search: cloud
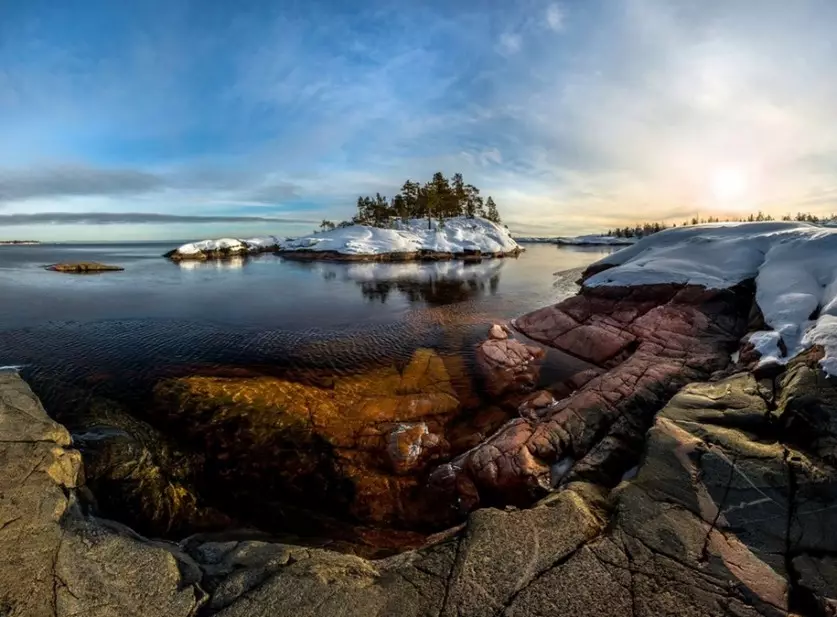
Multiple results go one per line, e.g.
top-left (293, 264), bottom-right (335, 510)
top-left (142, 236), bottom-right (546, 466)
top-left (0, 166), bottom-right (163, 202)
top-left (0, 212), bottom-right (319, 225)
top-left (3, 0), bottom-right (837, 239)
top-left (545, 4), bottom-right (564, 31)
top-left (497, 33), bottom-right (522, 56)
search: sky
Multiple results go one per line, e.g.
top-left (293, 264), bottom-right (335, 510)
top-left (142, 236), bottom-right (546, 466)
top-left (2, 0), bottom-right (837, 241)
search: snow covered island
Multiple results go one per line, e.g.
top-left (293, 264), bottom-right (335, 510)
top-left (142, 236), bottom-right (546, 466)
top-left (165, 217), bottom-right (521, 262)
top-left (515, 235), bottom-right (637, 246)
top-left (581, 221), bottom-right (837, 376)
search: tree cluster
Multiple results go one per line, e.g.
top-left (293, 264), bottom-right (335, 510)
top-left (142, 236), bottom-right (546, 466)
top-left (605, 211), bottom-right (836, 239)
top-left (347, 172), bottom-right (501, 229)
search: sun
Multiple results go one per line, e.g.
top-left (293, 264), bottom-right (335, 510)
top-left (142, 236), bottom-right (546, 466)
top-left (710, 167), bottom-right (749, 201)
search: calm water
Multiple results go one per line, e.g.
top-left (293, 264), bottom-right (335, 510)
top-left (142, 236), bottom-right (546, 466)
top-left (0, 242), bottom-right (615, 402)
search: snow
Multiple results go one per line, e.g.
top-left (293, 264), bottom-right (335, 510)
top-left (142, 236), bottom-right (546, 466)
top-left (584, 221), bottom-right (837, 376)
top-left (173, 236), bottom-right (282, 256)
top-left (170, 218), bottom-right (518, 260)
top-left (282, 217), bottom-right (519, 256)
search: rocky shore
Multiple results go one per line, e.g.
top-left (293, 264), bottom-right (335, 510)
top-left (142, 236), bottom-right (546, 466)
top-left (4, 222), bottom-right (837, 616)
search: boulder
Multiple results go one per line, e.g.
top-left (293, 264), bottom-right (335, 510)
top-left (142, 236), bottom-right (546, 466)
top-left (476, 337), bottom-right (545, 399)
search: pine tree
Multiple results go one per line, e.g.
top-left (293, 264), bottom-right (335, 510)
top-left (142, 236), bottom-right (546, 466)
top-left (485, 197), bottom-right (501, 223)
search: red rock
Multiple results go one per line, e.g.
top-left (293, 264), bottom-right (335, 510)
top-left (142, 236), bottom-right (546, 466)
top-left (426, 282), bottom-right (753, 521)
top-left (489, 324), bottom-right (508, 340)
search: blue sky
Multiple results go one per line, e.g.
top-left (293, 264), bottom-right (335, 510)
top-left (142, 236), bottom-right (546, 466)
top-left (2, 0), bottom-right (837, 240)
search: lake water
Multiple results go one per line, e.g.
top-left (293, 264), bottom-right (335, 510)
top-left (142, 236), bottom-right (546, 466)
top-left (0, 241), bottom-right (618, 547)
top-left (0, 242), bottom-right (614, 393)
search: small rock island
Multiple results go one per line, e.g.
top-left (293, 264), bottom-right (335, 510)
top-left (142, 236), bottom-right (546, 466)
top-left (45, 262), bottom-right (125, 273)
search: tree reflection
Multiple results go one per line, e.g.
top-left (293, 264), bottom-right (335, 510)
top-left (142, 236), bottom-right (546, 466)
top-left (358, 270), bottom-right (502, 306)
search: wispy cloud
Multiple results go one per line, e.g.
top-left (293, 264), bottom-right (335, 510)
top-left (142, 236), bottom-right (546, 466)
top-left (2, 0), bottom-right (837, 239)
top-left (545, 4), bottom-right (565, 31)
top-left (0, 212), bottom-right (318, 225)
top-left (497, 32), bottom-right (522, 56)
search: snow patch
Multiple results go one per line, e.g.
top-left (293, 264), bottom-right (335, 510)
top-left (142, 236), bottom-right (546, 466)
top-left (282, 217), bottom-right (519, 256)
top-left (584, 222), bottom-right (837, 376)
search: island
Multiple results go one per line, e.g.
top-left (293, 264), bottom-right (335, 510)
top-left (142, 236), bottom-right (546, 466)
top-left (45, 261), bottom-right (125, 273)
top-left (165, 172), bottom-right (521, 262)
top-left (516, 234), bottom-right (637, 246)
top-left (0, 240), bottom-right (40, 245)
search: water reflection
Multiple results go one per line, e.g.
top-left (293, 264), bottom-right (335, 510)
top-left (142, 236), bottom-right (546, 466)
top-left (175, 256), bottom-right (247, 270)
top-left (310, 260), bottom-right (506, 305)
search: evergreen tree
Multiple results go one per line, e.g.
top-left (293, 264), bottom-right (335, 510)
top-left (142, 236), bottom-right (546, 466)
top-left (463, 184), bottom-right (480, 218)
top-left (452, 173), bottom-right (466, 216)
top-left (485, 196), bottom-right (501, 223)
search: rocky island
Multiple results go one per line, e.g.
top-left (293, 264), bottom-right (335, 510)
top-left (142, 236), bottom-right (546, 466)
top-left (165, 217), bottom-right (521, 263)
top-left (0, 240), bottom-right (40, 245)
top-left (46, 261), bottom-right (125, 273)
top-left (4, 221), bottom-right (837, 616)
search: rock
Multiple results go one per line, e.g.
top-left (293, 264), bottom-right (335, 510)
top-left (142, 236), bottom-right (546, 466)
top-left (430, 282), bottom-right (754, 518)
top-left (149, 349), bottom-right (473, 530)
top-left (63, 394), bottom-right (231, 538)
top-left (0, 372), bottom-right (201, 617)
top-left (489, 324), bottom-right (508, 340)
top-left (476, 338), bottom-right (544, 398)
top-left (45, 262), bottom-right (124, 273)
top-left (3, 360), bottom-right (837, 616)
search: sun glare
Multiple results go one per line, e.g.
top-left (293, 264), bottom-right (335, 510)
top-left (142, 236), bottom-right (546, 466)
top-left (710, 167), bottom-right (749, 201)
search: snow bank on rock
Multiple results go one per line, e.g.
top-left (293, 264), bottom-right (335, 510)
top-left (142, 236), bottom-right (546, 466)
top-left (174, 236), bottom-right (281, 256)
top-left (584, 221), bottom-right (837, 375)
top-left (282, 217), bottom-right (519, 256)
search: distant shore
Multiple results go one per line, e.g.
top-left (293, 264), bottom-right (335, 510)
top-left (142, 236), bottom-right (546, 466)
top-left (0, 240), bottom-right (40, 246)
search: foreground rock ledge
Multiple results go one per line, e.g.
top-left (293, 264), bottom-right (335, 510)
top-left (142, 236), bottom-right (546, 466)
top-left (4, 344), bottom-right (837, 615)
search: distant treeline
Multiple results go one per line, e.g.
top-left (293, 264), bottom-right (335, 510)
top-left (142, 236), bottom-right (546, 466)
top-left (319, 172), bottom-right (502, 231)
top-left (606, 211), bottom-right (834, 239)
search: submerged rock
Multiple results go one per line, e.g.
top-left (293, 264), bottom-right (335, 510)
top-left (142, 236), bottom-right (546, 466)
top-left (150, 349), bottom-right (475, 530)
top-left (63, 394), bottom-right (230, 537)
